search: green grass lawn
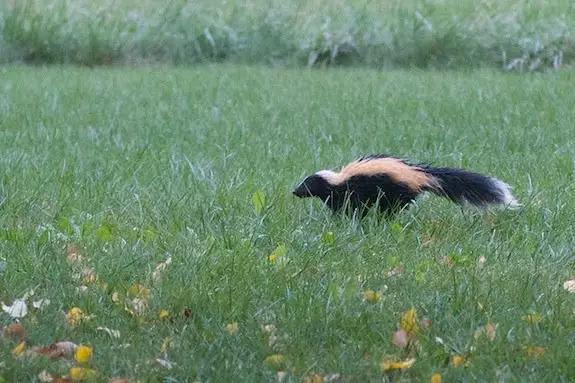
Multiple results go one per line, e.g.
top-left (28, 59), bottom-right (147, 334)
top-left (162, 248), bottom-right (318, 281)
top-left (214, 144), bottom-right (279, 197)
top-left (1, 65), bottom-right (575, 381)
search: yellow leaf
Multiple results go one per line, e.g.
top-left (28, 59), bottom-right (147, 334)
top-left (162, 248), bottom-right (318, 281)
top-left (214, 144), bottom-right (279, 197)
top-left (68, 367), bottom-right (97, 381)
top-left (522, 314), bottom-right (542, 324)
top-left (224, 322), bottom-right (239, 335)
top-left (400, 307), bottom-right (419, 336)
top-left (380, 357), bottom-right (416, 372)
top-left (524, 346), bottom-right (545, 358)
top-left (159, 310), bottom-right (169, 319)
top-left (126, 284), bottom-right (150, 298)
top-left (363, 290), bottom-right (381, 304)
top-left (12, 341), bottom-right (26, 357)
top-left (430, 373), bottom-right (442, 383)
top-left (302, 374), bottom-right (324, 383)
top-left (65, 307), bottom-right (89, 327)
top-left (450, 355), bottom-right (468, 367)
top-left (160, 337), bottom-right (172, 353)
top-left (264, 354), bottom-right (286, 370)
top-left (268, 244), bottom-right (286, 262)
top-left (74, 345), bottom-right (93, 364)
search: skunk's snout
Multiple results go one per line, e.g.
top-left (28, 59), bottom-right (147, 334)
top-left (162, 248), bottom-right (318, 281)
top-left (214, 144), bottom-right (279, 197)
top-left (292, 183), bottom-right (308, 198)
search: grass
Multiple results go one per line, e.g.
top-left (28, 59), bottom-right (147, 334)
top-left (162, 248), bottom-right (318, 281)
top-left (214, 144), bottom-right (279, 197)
top-left (1, 65), bottom-right (575, 381)
top-left (0, 0), bottom-right (574, 70)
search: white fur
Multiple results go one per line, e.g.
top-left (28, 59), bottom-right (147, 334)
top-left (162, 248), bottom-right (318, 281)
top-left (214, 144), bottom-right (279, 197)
top-left (316, 170), bottom-right (342, 184)
top-left (491, 178), bottom-right (521, 209)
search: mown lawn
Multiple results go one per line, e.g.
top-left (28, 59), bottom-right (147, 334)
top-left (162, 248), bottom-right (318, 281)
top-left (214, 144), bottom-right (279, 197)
top-left (1, 65), bottom-right (575, 381)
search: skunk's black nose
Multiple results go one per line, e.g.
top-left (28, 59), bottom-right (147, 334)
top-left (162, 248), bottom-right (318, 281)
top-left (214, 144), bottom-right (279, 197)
top-left (292, 184), bottom-right (306, 198)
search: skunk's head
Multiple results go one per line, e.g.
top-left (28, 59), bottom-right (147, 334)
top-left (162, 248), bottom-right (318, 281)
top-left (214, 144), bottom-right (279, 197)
top-left (292, 171), bottom-right (336, 201)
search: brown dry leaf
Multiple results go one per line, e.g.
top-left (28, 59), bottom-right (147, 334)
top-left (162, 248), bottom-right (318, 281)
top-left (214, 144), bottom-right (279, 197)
top-left (563, 279), bottom-right (575, 293)
top-left (152, 257), bottom-right (172, 281)
top-left (473, 322), bottom-right (497, 341)
top-left (66, 244), bottom-right (83, 263)
top-left (27, 341), bottom-right (78, 359)
top-left (385, 264), bottom-right (403, 277)
top-left (3, 323), bottom-right (27, 341)
top-left (439, 256), bottom-right (455, 268)
top-left (109, 379), bottom-right (135, 383)
top-left (392, 328), bottom-right (410, 348)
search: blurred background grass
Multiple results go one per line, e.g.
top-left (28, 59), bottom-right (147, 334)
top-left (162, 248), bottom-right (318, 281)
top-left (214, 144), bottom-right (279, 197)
top-left (1, 0), bottom-right (573, 70)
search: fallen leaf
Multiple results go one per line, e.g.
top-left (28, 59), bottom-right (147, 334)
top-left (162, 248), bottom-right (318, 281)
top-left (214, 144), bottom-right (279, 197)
top-left (268, 244), bottom-right (287, 262)
top-left (183, 308), bottom-right (193, 318)
top-left (111, 292), bottom-right (121, 303)
top-left (324, 374), bottom-right (342, 382)
top-left (66, 244), bottom-right (83, 263)
top-left (522, 314), bottom-right (542, 324)
top-left (430, 373), bottom-right (442, 383)
top-left (152, 257), bottom-right (172, 282)
top-left (33, 299), bottom-right (51, 310)
top-left (563, 279), bottom-right (575, 293)
top-left (38, 370), bottom-right (54, 382)
top-left (224, 322), bottom-right (239, 335)
top-left (523, 346), bottom-right (545, 358)
top-left (264, 354), bottom-right (286, 370)
top-left (68, 367), bottom-right (97, 381)
top-left (3, 323), bottom-right (27, 341)
top-left (96, 327), bottom-right (121, 339)
top-left (392, 328), bottom-right (409, 348)
top-left (109, 379), bottom-right (134, 383)
top-left (27, 341), bottom-right (78, 359)
top-left (74, 345), bottom-right (93, 364)
top-left (276, 371), bottom-right (287, 382)
top-left (385, 264), bottom-right (403, 277)
top-left (450, 355), bottom-right (468, 367)
top-left (2, 299), bottom-right (28, 318)
top-left (439, 256), bottom-right (455, 268)
top-left (380, 357), bottom-right (416, 372)
top-left (159, 310), bottom-right (169, 319)
top-left (363, 290), bottom-right (381, 304)
top-left (400, 308), bottom-right (419, 336)
top-left (126, 284), bottom-right (150, 299)
top-left (12, 341), bottom-right (26, 357)
top-left (154, 358), bottom-right (173, 369)
top-left (65, 307), bottom-right (89, 327)
top-left (473, 322), bottom-right (497, 341)
top-left (422, 319), bottom-right (433, 328)
top-left (478, 256), bottom-right (486, 266)
top-left (302, 374), bottom-right (324, 383)
top-left (160, 337), bottom-right (172, 353)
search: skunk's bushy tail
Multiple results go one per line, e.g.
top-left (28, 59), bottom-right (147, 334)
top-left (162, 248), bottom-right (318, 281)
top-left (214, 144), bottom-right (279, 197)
top-left (422, 166), bottom-right (520, 209)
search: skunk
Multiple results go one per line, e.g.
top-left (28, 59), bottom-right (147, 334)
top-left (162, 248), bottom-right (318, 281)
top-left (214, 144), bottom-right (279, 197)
top-left (293, 154), bottom-right (519, 216)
